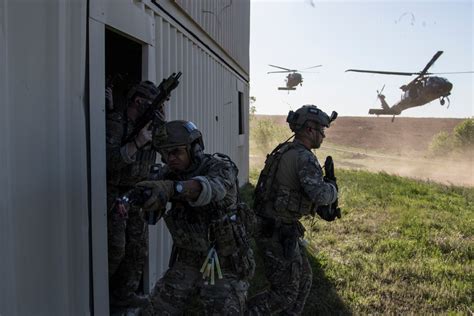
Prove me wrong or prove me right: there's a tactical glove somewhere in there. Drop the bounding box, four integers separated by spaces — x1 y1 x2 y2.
316 203 341 222
135 180 174 212
135 121 153 148
324 176 338 191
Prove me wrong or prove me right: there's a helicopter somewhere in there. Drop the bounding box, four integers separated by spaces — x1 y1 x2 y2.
345 51 474 119
267 64 322 91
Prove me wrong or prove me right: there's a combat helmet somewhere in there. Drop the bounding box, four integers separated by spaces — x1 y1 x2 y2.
126 80 159 102
286 104 338 132
157 120 204 151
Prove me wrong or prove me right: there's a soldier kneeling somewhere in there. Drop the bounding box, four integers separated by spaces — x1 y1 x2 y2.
128 120 254 315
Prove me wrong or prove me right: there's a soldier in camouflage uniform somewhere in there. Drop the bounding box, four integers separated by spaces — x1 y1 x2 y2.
106 81 160 307
135 120 254 315
248 105 339 315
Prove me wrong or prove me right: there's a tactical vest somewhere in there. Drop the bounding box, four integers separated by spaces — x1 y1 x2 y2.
254 141 314 221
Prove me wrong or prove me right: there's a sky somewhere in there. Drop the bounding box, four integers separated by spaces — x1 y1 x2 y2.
250 0 473 118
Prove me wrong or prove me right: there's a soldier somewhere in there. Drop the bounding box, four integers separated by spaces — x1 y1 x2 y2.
133 120 254 315
106 81 160 308
248 105 340 315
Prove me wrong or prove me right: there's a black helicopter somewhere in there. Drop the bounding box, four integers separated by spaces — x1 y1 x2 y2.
346 51 473 118
267 64 322 91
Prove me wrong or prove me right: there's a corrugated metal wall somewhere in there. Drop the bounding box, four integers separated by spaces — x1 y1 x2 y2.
156 16 249 173
0 0 249 314
173 0 250 74
0 1 90 315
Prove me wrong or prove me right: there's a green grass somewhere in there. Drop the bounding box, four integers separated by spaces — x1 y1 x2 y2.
241 169 474 315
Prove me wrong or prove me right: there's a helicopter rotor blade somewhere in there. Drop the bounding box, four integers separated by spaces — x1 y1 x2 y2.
428 71 474 74
298 71 320 74
268 64 294 72
267 70 293 74
301 65 322 70
345 69 415 76
419 51 443 76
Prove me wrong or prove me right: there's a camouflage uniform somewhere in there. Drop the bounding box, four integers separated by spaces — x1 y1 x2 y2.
248 139 337 315
106 110 157 300
147 153 254 315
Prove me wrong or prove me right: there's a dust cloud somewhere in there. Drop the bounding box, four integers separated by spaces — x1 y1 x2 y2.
250 116 473 187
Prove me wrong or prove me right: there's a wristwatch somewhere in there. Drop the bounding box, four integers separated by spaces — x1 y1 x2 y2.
174 181 184 195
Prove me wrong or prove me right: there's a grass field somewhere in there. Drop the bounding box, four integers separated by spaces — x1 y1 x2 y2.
245 116 474 314
242 170 474 314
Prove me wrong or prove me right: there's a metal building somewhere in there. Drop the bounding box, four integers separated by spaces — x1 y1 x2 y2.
0 0 250 314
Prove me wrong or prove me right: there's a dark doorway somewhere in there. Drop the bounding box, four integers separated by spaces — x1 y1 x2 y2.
105 28 142 112
104 28 146 312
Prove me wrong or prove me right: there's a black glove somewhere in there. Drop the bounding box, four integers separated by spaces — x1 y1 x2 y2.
316 203 341 222
135 180 174 212
324 176 338 191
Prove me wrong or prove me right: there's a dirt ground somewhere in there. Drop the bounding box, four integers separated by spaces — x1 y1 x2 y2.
254 115 473 187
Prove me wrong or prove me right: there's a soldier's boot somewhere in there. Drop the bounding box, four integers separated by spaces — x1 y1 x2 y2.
110 292 150 308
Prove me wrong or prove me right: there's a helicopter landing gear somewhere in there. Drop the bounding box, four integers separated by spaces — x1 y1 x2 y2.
440 96 451 108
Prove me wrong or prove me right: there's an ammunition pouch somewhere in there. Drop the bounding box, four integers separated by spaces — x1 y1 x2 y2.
212 213 255 279
273 185 314 218
236 202 257 237
164 214 209 252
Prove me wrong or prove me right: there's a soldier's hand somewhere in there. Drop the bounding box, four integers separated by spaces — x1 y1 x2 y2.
135 121 153 148
316 205 337 222
136 180 174 212
324 176 338 191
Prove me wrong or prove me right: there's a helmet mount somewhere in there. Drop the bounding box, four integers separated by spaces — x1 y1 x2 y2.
287 105 337 132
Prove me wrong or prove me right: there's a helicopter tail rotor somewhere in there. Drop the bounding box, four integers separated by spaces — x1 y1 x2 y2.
377 84 385 97
375 85 390 110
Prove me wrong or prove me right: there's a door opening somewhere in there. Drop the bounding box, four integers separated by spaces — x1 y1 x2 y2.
104 28 147 310
105 29 142 112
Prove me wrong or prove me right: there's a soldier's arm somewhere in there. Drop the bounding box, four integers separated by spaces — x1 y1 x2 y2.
297 151 337 207
179 160 236 207
174 180 202 202
106 116 139 171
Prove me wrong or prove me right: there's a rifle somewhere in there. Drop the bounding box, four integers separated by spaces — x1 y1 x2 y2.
125 72 182 144
316 156 342 221
113 186 166 225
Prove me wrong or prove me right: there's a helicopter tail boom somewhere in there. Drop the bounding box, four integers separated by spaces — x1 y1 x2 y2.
368 108 401 115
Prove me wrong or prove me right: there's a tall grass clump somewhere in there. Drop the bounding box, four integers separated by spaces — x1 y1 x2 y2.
250 118 292 156
429 118 474 157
